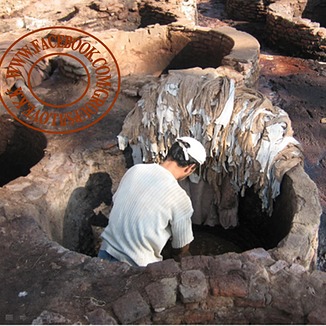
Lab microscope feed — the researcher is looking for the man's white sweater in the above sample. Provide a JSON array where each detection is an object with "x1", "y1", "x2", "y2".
[{"x1": 100, "y1": 163, "x2": 194, "y2": 266}]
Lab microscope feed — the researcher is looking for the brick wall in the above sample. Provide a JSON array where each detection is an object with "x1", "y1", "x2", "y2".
[
  {"x1": 225, "y1": 0, "x2": 273, "y2": 21},
  {"x1": 100, "y1": 23, "x2": 260, "y2": 87},
  {"x1": 266, "y1": 2, "x2": 326, "y2": 61},
  {"x1": 225, "y1": 0, "x2": 326, "y2": 61}
]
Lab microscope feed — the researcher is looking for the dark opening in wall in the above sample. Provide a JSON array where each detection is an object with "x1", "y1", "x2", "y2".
[
  {"x1": 139, "y1": 4, "x2": 177, "y2": 27},
  {"x1": 302, "y1": 1, "x2": 326, "y2": 27},
  {"x1": 208, "y1": 175, "x2": 295, "y2": 253},
  {"x1": 62, "y1": 162, "x2": 296, "y2": 260},
  {"x1": 163, "y1": 41, "x2": 223, "y2": 73},
  {"x1": 164, "y1": 175, "x2": 296, "y2": 259},
  {"x1": 0, "y1": 115, "x2": 47, "y2": 187},
  {"x1": 62, "y1": 172, "x2": 113, "y2": 257}
]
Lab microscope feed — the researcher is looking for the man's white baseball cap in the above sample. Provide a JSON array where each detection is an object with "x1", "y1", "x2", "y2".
[{"x1": 176, "y1": 137, "x2": 206, "y2": 165}]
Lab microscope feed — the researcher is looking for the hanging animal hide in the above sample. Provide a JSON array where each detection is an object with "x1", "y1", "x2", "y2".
[{"x1": 118, "y1": 70, "x2": 303, "y2": 228}]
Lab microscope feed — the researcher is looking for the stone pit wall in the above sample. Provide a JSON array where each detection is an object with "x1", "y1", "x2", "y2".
[
  {"x1": 266, "y1": 1, "x2": 326, "y2": 61},
  {"x1": 2, "y1": 216, "x2": 326, "y2": 325},
  {"x1": 225, "y1": 0, "x2": 273, "y2": 22},
  {"x1": 0, "y1": 137, "x2": 127, "y2": 243},
  {"x1": 0, "y1": 134, "x2": 321, "y2": 268},
  {"x1": 0, "y1": 131, "x2": 323, "y2": 324},
  {"x1": 224, "y1": 0, "x2": 310, "y2": 21},
  {"x1": 225, "y1": 0, "x2": 326, "y2": 61},
  {"x1": 138, "y1": 0, "x2": 197, "y2": 27},
  {"x1": 96, "y1": 23, "x2": 260, "y2": 87},
  {"x1": 0, "y1": 112, "x2": 323, "y2": 324}
]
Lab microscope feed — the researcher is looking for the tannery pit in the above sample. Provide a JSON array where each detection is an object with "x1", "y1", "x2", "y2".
[
  {"x1": 61, "y1": 159, "x2": 298, "y2": 259},
  {"x1": 0, "y1": 115, "x2": 47, "y2": 186}
]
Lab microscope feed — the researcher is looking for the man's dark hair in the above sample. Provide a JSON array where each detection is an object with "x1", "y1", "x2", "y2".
[{"x1": 165, "y1": 141, "x2": 200, "y2": 169}]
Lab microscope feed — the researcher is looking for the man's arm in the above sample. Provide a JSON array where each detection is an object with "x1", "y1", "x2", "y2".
[{"x1": 172, "y1": 243, "x2": 191, "y2": 262}]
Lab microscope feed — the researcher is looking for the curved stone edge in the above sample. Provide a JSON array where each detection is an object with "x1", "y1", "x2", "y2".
[
  {"x1": 167, "y1": 23, "x2": 261, "y2": 87},
  {"x1": 267, "y1": 2, "x2": 326, "y2": 61},
  {"x1": 226, "y1": 0, "x2": 268, "y2": 21},
  {"x1": 270, "y1": 164, "x2": 322, "y2": 269},
  {"x1": 217, "y1": 25, "x2": 261, "y2": 87},
  {"x1": 95, "y1": 22, "x2": 260, "y2": 87},
  {"x1": 1, "y1": 215, "x2": 326, "y2": 325}
]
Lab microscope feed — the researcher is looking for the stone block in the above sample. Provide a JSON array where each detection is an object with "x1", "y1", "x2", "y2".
[
  {"x1": 146, "y1": 259, "x2": 181, "y2": 277},
  {"x1": 86, "y1": 308, "x2": 117, "y2": 324},
  {"x1": 152, "y1": 305, "x2": 185, "y2": 325},
  {"x1": 308, "y1": 307, "x2": 326, "y2": 325},
  {"x1": 183, "y1": 310, "x2": 215, "y2": 324},
  {"x1": 269, "y1": 260, "x2": 288, "y2": 274},
  {"x1": 112, "y1": 291, "x2": 150, "y2": 324},
  {"x1": 145, "y1": 277, "x2": 177, "y2": 311},
  {"x1": 289, "y1": 263, "x2": 306, "y2": 274},
  {"x1": 206, "y1": 295, "x2": 234, "y2": 309},
  {"x1": 180, "y1": 255, "x2": 212, "y2": 271},
  {"x1": 209, "y1": 255, "x2": 242, "y2": 276},
  {"x1": 210, "y1": 273, "x2": 248, "y2": 297},
  {"x1": 179, "y1": 270, "x2": 208, "y2": 303},
  {"x1": 31, "y1": 310, "x2": 71, "y2": 325},
  {"x1": 269, "y1": 272, "x2": 305, "y2": 317}
]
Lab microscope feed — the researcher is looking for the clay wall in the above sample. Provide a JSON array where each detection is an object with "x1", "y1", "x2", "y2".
[
  {"x1": 0, "y1": 137, "x2": 323, "y2": 323},
  {"x1": 97, "y1": 23, "x2": 260, "y2": 87},
  {"x1": 225, "y1": 0, "x2": 326, "y2": 61},
  {"x1": 266, "y1": 2, "x2": 326, "y2": 61},
  {"x1": 225, "y1": 0, "x2": 273, "y2": 21}
]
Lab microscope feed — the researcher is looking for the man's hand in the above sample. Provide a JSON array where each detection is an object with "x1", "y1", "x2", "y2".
[{"x1": 172, "y1": 244, "x2": 191, "y2": 262}]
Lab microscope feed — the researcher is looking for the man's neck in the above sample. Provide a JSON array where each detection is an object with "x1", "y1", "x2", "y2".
[{"x1": 160, "y1": 160, "x2": 183, "y2": 180}]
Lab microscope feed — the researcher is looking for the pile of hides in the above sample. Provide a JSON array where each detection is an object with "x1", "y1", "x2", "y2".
[{"x1": 118, "y1": 70, "x2": 303, "y2": 228}]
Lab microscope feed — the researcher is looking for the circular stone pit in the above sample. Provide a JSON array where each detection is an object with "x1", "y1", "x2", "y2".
[
  {"x1": 0, "y1": 114, "x2": 47, "y2": 186},
  {"x1": 0, "y1": 84, "x2": 323, "y2": 324},
  {"x1": 0, "y1": 117, "x2": 323, "y2": 323}
]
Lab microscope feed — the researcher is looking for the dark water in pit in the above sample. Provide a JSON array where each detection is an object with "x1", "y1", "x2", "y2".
[
  {"x1": 190, "y1": 225, "x2": 242, "y2": 255},
  {"x1": 162, "y1": 224, "x2": 244, "y2": 260}
]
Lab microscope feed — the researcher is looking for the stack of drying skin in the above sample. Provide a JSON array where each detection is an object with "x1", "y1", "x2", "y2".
[{"x1": 118, "y1": 70, "x2": 303, "y2": 228}]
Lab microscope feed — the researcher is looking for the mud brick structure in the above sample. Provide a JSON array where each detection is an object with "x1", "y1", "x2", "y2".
[
  {"x1": 266, "y1": 1, "x2": 326, "y2": 61},
  {"x1": 226, "y1": 0, "x2": 272, "y2": 22},
  {"x1": 225, "y1": 0, "x2": 326, "y2": 61},
  {"x1": 98, "y1": 23, "x2": 260, "y2": 87}
]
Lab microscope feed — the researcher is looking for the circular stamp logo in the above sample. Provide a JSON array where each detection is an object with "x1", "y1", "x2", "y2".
[{"x1": 0, "y1": 26, "x2": 121, "y2": 134}]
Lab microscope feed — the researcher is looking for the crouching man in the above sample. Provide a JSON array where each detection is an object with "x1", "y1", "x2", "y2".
[{"x1": 98, "y1": 137, "x2": 206, "y2": 266}]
